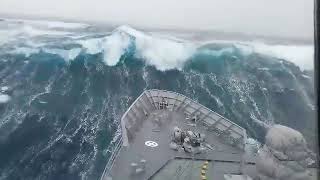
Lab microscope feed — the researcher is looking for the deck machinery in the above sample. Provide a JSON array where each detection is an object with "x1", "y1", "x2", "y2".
[{"x1": 100, "y1": 89, "x2": 317, "y2": 180}]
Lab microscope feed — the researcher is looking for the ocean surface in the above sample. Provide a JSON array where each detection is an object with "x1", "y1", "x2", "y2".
[{"x1": 0, "y1": 18, "x2": 316, "y2": 180}]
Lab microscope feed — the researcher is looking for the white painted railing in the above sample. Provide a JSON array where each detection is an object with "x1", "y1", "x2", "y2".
[{"x1": 120, "y1": 89, "x2": 247, "y2": 149}]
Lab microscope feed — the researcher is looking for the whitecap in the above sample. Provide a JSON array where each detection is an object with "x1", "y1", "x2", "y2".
[
  {"x1": 98, "y1": 26, "x2": 313, "y2": 71},
  {"x1": 39, "y1": 101, "x2": 48, "y2": 104},
  {"x1": 0, "y1": 93, "x2": 11, "y2": 104},
  {"x1": 43, "y1": 48, "x2": 82, "y2": 61},
  {"x1": 250, "y1": 42, "x2": 314, "y2": 70},
  {"x1": 103, "y1": 30, "x2": 132, "y2": 66},
  {"x1": 22, "y1": 19, "x2": 89, "y2": 29},
  {"x1": 0, "y1": 86, "x2": 9, "y2": 92},
  {"x1": 198, "y1": 47, "x2": 234, "y2": 57},
  {"x1": 77, "y1": 38, "x2": 105, "y2": 54},
  {"x1": 3, "y1": 22, "x2": 313, "y2": 71},
  {"x1": 76, "y1": 25, "x2": 196, "y2": 70},
  {"x1": 200, "y1": 39, "x2": 313, "y2": 70},
  {"x1": 11, "y1": 47, "x2": 40, "y2": 57},
  {"x1": 22, "y1": 25, "x2": 72, "y2": 37},
  {"x1": 257, "y1": 68, "x2": 269, "y2": 71}
]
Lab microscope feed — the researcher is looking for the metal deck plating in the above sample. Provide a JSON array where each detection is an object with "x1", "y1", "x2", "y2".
[{"x1": 101, "y1": 90, "x2": 257, "y2": 180}]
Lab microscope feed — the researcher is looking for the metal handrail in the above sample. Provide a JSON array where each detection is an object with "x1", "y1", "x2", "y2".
[
  {"x1": 147, "y1": 89, "x2": 246, "y2": 138},
  {"x1": 100, "y1": 137, "x2": 123, "y2": 180},
  {"x1": 120, "y1": 91, "x2": 149, "y2": 147},
  {"x1": 148, "y1": 89, "x2": 244, "y2": 130}
]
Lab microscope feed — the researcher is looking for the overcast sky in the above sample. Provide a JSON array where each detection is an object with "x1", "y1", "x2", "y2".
[{"x1": 0, "y1": 0, "x2": 314, "y2": 39}]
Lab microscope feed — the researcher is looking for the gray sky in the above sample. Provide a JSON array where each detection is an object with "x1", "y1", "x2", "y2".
[{"x1": 0, "y1": 0, "x2": 314, "y2": 39}]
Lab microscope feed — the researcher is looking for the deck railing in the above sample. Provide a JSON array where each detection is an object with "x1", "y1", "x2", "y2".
[
  {"x1": 100, "y1": 137, "x2": 123, "y2": 180},
  {"x1": 100, "y1": 89, "x2": 247, "y2": 180},
  {"x1": 121, "y1": 89, "x2": 247, "y2": 149}
]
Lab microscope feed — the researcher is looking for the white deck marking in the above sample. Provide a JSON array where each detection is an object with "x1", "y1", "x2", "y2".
[{"x1": 145, "y1": 141, "x2": 158, "y2": 147}]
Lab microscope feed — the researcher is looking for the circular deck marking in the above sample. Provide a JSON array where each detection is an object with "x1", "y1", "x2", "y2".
[{"x1": 145, "y1": 141, "x2": 158, "y2": 147}]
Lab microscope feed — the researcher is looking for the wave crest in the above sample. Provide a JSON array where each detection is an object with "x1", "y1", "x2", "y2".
[
  {"x1": 1, "y1": 21, "x2": 313, "y2": 70},
  {"x1": 77, "y1": 25, "x2": 196, "y2": 70}
]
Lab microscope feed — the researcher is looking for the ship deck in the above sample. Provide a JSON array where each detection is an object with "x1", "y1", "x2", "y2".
[
  {"x1": 101, "y1": 90, "x2": 257, "y2": 180},
  {"x1": 104, "y1": 110, "x2": 256, "y2": 180}
]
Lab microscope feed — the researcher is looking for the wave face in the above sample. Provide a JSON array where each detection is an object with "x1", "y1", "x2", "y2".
[{"x1": 0, "y1": 19, "x2": 315, "y2": 180}]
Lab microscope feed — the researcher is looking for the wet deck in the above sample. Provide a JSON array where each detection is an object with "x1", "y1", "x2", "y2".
[
  {"x1": 101, "y1": 90, "x2": 256, "y2": 180},
  {"x1": 104, "y1": 110, "x2": 256, "y2": 180}
]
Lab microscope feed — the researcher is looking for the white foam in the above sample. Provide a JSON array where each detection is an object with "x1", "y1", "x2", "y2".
[
  {"x1": 5, "y1": 18, "x2": 89, "y2": 29},
  {"x1": 43, "y1": 48, "x2": 82, "y2": 61},
  {"x1": 10, "y1": 46, "x2": 81, "y2": 61},
  {"x1": 0, "y1": 20, "x2": 73, "y2": 45},
  {"x1": 24, "y1": 19, "x2": 89, "y2": 29},
  {"x1": 76, "y1": 25, "x2": 196, "y2": 70},
  {"x1": 1, "y1": 21, "x2": 314, "y2": 71},
  {"x1": 77, "y1": 38, "x2": 105, "y2": 54},
  {"x1": 12, "y1": 47, "x2": 40, "y2": 57},
  {"x1": 0, "y1": 28, "x2": 21, "y2": 45},
  {"x1": 39, "y1": 101, "x2": 48, "y2": 104},
  {"x1": 257, "y1": 67, "x2": 269, "y2": 71},
  {"x1": 121, "y1": 25, "x2": 196, "y2": 70},
  {"x1": 77, "y1": 31, "x2": 132, "y2": 66},
  {"x1": 0, "y1": 93, "x2": 11, "y2": 104},
  {"x1": 250, "y1": 42, "x2": 314, "y2": 70},
  {"x1": 0, "y1": 86, "x2": 9, "y2": 92},
  {"x1": 149, "y1": 31, "x2": 189, "y2": 43},
  {"x1": 134, "y1": 33, "x2": 195, "y2": 71},
  {"x1": 103, "y1": 30, "x2": 131, "y2": 66},
  {"x1": 86, "y1": 25, "x2": 196, "y2": 70},
  {"x1": 201, "y1": 40, "x2": 314, "y2": 70},
  {"x1": 99, "y1": 26, "x2": 313, "y2": 71},
  {"x1": 22, "y1": 25, "x2": 71, "y2": 36},
  {"x1": 199, "y1": 47, "x2": 234, "y2": 56}
]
